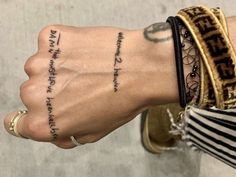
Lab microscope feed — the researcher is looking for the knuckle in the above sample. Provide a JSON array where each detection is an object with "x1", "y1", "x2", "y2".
[
  {"x1": 3, "y1": 113, "x2": 11, "y2": 130},
  {"x1": 25, "y1": 118, "x2": 50, "y2": 141},
  {"x1": 20, "y1": 81, "x2": 43, "y2": 106},
  {"x1": 20, "y1": 81, "x2": 37, "y2": 97},
  {"x1": 24, "y1": 55, "x2": 41, "y2": 75},
  {"x1": 38, "y1": 25, "x2": 52, "y2": 39},
  {"x1": 38, "y1": 24, "x2": 62, "y2": 42}
]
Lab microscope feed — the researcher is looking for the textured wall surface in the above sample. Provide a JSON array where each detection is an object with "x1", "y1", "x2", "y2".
[{"x1": 0, "y1": 0, "x2": 235, "y2": 177}]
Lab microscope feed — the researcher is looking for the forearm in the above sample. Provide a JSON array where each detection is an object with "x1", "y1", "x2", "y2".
[{"x1": 4, "y1": 14, "x2": 236, "y2": 148}]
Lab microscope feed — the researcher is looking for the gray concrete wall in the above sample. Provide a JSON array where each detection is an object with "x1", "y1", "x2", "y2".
[{"x1": 0, "y1": 0, "x2": 235, "y2": 177}]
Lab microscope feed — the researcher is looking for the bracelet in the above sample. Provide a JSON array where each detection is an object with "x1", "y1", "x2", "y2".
[
  {"x1": 166, "y1": 16, "x2": 187, "y2": 107},
  {"x1": 175, "y1": 5, "x2": 236, "y2": 169},
  {"x1": 178, "y1": 19, "x2": 201, "y2": 104}
]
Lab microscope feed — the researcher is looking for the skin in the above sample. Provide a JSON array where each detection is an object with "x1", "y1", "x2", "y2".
[{"x1": 3, "y1": 17, "x2": 236, "y2": 149}]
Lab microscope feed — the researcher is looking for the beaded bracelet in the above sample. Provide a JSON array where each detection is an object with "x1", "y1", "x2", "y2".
[{"x1": 178, "y1": 19, "x2": 201, "y2": 104}]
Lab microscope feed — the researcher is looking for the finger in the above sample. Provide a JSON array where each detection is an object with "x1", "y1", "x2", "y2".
[
  {"x1": 3, "y1": 111, "x2": 29, "y2": 139},
  {"x1": 52, "y1": 125, "x2": 118, "y2": 149},
  {"x1": 52, "y1": 134, "x2": 85, "y2": 149},
  {"x1": 56, "y1": 116, "x2": 133, "y2": 149},
  {"x1": 37, "y1": 25, "x2": 63, "y2": 51},
  {"x1": 52, "y1": 132, "x2": 101, "y2": 149},
  {"x1": 24, "y1": 54, "x2": 47, "y2": 77},
  {"x1": 4, "y1": 110, "x2": 55, "y2": 142},
  {"x1": 20, "y1": 79, "x2": 46, "y2": 110}
]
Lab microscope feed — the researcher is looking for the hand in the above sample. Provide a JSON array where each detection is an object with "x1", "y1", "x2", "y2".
[{"x1": 3, "y1": 24, "x2": 167, "y2": 148}]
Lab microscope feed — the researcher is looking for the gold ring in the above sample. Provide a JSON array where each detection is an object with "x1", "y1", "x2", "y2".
[{"x1": 9, "y1": 110, "x2": 28, "y2": 138}]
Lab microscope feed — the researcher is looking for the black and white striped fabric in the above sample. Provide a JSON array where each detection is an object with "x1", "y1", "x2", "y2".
[{"x1": 184, "y1": 106, "x2": 236, "y2": 169}]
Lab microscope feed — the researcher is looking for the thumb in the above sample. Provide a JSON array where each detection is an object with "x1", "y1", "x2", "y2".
[{"x1": 3, "y1": 111, "x2": 29, "y2": 139}]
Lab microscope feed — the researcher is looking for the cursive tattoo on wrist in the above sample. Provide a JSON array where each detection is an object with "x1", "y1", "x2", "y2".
[
  {"x1": 143, "y1": 22, "x2": 172, "y2": 43},
  {"x1": 113, "y1": 32, "x2": 124, "y2": 92},
  {"x1": 46, "y1": 29, "x2": 61, "y2": 141}
]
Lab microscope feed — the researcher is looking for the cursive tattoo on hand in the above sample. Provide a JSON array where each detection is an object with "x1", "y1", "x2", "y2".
[
  {"x1": 46, "y1": 29, "x2": 61, "y2": 141},
  {"x1": 143, "y1": 22, "x2": 172, "y2": 43}
]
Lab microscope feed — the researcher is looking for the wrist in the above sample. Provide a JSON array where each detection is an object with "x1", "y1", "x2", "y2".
[
  {"x1": 124, "y1": 25, "x2": 179, "y2": 107},
  {"x1": 109, "y1": 25, "x2": 179, "y2": 108},
  {"x1": 134, "y1": 23, "x2": 179, "y2": 106}
]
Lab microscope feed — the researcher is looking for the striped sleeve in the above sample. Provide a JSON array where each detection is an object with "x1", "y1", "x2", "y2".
[{"x1": 185, "y1": 106, "x2": 236, "y2": 169}]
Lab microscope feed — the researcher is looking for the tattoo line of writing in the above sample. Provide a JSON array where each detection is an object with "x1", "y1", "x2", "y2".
[
  {"x1": 143, "y1": 22, "x2": 172, "y2": 43},
  {"x1": 113, "y1": 32, "x2": 124, "y2": 92},
  {"x1": 47, "y1": 30, "x2": 61, "y2": 93},
  {"x1": 46, "y1": 29, "x2": 61, "y2": 140},
  {"x1": 46, "y1": 97, "x2": 59, "y2": 140}
]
